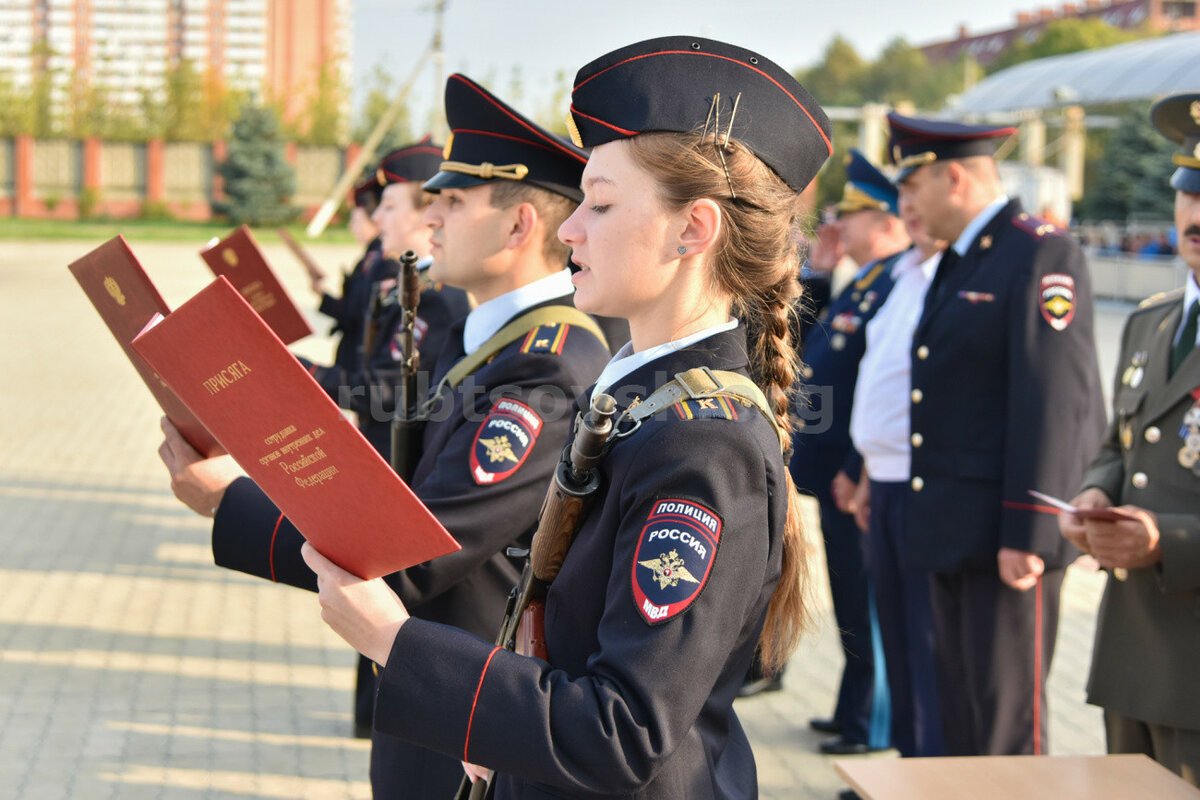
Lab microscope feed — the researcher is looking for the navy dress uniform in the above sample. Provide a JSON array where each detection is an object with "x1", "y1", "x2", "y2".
[
  {"x1": 1076, "y1": 94, "x2": 1200, "y2": 784},
  {"x1": 790, "y1": 149, "x2": 899, "y2": 754},
  {"x1": 211, "y1": 76, "x2": 613, "y2": 799},
  {"x1": 364, "y1": 36, "x2": 834, "y2": 799},
  {"x1": 891, "y1": 113, "x2": 1106, "y2": 756}
]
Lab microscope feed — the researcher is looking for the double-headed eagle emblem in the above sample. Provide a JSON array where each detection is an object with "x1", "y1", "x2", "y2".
[
  {"x1": 638, "y1": 549, "x2": 700, "y2": 590},
  {"x1": 478, "y1": 434, "x2": 519, "y2": 464}
]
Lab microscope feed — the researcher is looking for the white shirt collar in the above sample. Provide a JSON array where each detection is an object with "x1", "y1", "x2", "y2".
[
  {"x1": 592, "y1": 318, "x2": 740, "y2": 398},
  {"x1": 952, "y1": 195, "x2": 1009, "y2": 256},
  {"x1": 462, "y1": 269, "x2": 575, "y2": 355},
  {"x1": 1182, "y1": 270, "x2": 1200, "y2": 346}
]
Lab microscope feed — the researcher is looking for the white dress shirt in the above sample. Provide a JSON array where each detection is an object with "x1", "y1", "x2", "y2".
[
  {"x1": 592, "y1": 319, "x2": 739, "y2": 399},
  {"x1": 1178, "y1": 270, "x2": 1200, "y2": 348},
  {"x1": 849, "y1": 248, "x2": 941, "y2": 482},
  {"x1": 462, "y1": 269, "x2": 576, "y2": 355}
]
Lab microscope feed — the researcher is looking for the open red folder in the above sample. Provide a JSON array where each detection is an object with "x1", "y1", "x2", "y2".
[
  {"x1": 132, "y1": 276, "x2": 459, "y2": 579},
  {"x1": 68, "y1": 236, "x2": 220, "y2": 456},
  {"x1": 200, "y1": 226, "x2": 313, "y2": 344},
  {"x1": 1027, "y1": 490, "x2": 1136, "y2": 523}
]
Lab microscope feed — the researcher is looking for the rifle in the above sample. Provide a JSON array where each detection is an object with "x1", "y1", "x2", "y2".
[
  {"x1": 390, "y1": 250, "x2": 425, "y2": 480},
  {"x1": 455, "y1": 392, "x2": 617, "y2": 800},
  {"x1": 276, "y1": 227, "x2": 326, "y2": 285}
]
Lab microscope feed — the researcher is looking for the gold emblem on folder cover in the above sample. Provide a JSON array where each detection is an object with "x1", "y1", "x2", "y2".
[
  {"x1": 222, "y1": 248, "x2": 239, "y2": 267},
  {"x1": 103, "y1": 276, "x2": 126, "y2": 306}
]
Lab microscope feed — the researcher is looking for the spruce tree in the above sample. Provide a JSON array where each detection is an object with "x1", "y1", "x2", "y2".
[{"x1": 215, "y1": 102, "x2": 296, "y2": 226}]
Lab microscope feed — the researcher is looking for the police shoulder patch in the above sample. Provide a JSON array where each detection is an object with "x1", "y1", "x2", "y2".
[
  {"x1": 632, "y1": 498, "x2": 722, "y2": 625},
  {"x1": 672, "y1": 395, "x2": 742, "y2": 422},
  {"x1": 470, "y1": 398, "x2": 543, "y2": 485},
  {"x1": 519, "y1": 323, "x2": 572, "y2": 355},
  {"x1": 1039, "y1": 272, "x2": 1076, "y2": 331}
]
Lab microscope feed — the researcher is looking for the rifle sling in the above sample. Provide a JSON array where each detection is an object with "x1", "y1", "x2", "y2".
[{"x1": 424, "y1": 305, "x2": 608, "y2": 411}]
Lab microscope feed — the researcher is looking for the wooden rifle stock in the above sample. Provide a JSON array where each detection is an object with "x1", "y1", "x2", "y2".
[
  {"x1": 390, "y1": 251, "x2": 425, "y2": 481},
  {"x1": 453, "y1": 393, "x2": 617, "y2": 800},
  {"x1": 275, "y1": 227, "x2": 325, "y2": 283}
]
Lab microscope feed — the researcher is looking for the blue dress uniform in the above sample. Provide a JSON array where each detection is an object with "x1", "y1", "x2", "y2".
[
  {"x1": 211, "y1": 76, "x2": 614, "y2": 799},
  {"x1": 363, "y1": 36, "x2": 833, "y2": 799},
  {"x1": 891, "y1": 113, "x2": 1106, "y2": 756},
  {"x1": 1076, "y1": 94, "x2": 1200, "y2": 784},
  {"x1": 790, "y1": 150, "x2": 899, "y2": 754}
]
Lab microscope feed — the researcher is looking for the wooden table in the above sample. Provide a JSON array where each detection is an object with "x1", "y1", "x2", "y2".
[{"x1": 835, "y1": 754, "x2": 1200, "y2": 799}]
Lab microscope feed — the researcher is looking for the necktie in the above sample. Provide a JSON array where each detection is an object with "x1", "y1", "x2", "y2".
[
  {"x1": 930, "y1": 247, "x2": 959, "y2": 301},
  {"x1": 1171, "y1": 299, "x2": 1200, "y2": 377}
]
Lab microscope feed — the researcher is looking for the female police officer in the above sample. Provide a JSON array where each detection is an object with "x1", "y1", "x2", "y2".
[{"x1": 302, "y1": 36, "x2": 832, "y2": 798}]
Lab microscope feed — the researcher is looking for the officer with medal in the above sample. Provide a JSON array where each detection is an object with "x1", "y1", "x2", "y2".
[
  {"x1": 157, "y1": 75, "x2": 613, "y2": 798},
  {"x1": 789, "y1": 150, "x2": 907, "y2": 756},
  {"x1": 1059, "y1": 93, "x2": 1200, "y2": 785},
  {"x1": 891, "y1": 113, "x2": 1105, "y2": 756}
]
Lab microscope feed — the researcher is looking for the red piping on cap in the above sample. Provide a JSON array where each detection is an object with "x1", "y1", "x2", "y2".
[
  {"x1": 450, "y1": 74, "x2": 586, "y2": 163},
  {"x1": 569, "y1": 106, "x2": 638, "y2": 137},
  {"x1": 573, "y1": 49, "x2": 831, "y2": 154}
]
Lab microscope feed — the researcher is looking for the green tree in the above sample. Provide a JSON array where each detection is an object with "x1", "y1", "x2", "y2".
[
  {"x1": 534, "y1": 69, "x2": 571, "y2": 137},
  {"x1": 294, "y1": 55, "x2": 346, "y2": 145},
  {"x1": 351, "y1": 65, "x2": 415, "y2": 154},
  {"x1": 991, "y1": 18, "x2": 1148, "y2": 73},
  {"x1": 214, "y1": 101, "x2": 296, "y2": 226},
  {"x1": 794, "y1": 36, "x2": 868, "y2": 106},
  {"x1": 153, "y1": 59, "x2": 208, "y2": 141},
  {"x1": 1078, "y1": 103, "x2": 1176, "y2": 221}
]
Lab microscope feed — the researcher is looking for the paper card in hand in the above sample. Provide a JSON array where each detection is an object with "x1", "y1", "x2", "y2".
[
  {"x1": 200, "y1": 226, "x2": 313, "y2": 344},
  {"x1": 132, "y1": 276, "x2": 459, "y2": 579},
  {"x1": 68, "y1": 235, "x2": 220, "y2": 456}
]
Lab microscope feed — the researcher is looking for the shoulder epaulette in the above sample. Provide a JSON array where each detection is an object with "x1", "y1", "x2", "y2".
[
  {"x1": 671, "y1": 395, "x2": 747, "y2": 423},
  {"x1": 1137, "y1": 286, "x2": 1185, "y2": 310},
  {"x1": 1012, "y1": 212, "x2": 1062, "y2": 239},
  {"x1": 519, "y1": 322, "x2": 573, "y2": 355}
]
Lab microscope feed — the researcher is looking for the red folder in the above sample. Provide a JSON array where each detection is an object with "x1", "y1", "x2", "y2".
[
  {"x1": 131, "y1": 276, "x2": 459, "y2": 579},
  {"x1": 68, "y1": 236, "x2": 220, "y2": 456},
  {"x1": 199, "y1": 226, "x2": 313, "y2": 344}
]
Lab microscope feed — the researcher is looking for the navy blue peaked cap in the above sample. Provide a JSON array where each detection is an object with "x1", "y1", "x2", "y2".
[
  {"x1": 887, "y1": 113, "x2": 1016, "y2": 182},
  {"x1": 353, "y1": 174, "x2": 382, "y2": 210},
  {"x1": 424, "y1": 74, "x2": 588, "y2": 202},
  {"x1": 567, "y1": 36, "x2": 833, "y2": 192},
  {"x1": 836, "y1": 149, "x2": 898, "y2": 216},
  {"x1": 1151, "y1": 93, "x2": 1200, "y2": 193},
  {"x1": 376, "y1": 136, "x2": 444, "y2": 187}
]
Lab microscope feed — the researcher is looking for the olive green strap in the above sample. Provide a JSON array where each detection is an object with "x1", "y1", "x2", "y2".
[
  {"x1": 425, "y1": 306, "x2": 608, "y2": 409},
  {"x1": 623, "y1": 367, "x2": 787, "y2": 451}
]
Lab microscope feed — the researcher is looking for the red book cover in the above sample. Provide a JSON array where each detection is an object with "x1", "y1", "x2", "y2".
[
  {"x1": 68, "y1": 236, "x2": 220, "y2": 456},
  {"x1": 199, "y1": 226, "x2": 313, "y2": 344},
  {"x1": 131, "y1": 276, "x2": 459, "y2": 579}
]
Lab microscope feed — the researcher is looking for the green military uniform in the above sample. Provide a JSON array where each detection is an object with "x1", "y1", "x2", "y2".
[{"x1": 1078, "y1": 92, "x2": 1200, "y2": 786}]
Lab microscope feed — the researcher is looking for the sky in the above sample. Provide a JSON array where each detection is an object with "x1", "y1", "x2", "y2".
[{"x1": 349, "y1": 0, "x2": 1046, "y2": 121}]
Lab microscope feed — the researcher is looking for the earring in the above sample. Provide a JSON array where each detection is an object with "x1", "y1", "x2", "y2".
[{"x1": 677, "y1": 246, "x2": 687, "y2": 255}]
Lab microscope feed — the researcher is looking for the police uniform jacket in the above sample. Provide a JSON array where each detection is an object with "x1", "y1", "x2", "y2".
[
  {"x1": 307, "y1": 273, "x2": 472, "y2": 457},
  {"x1": 1080, "y1": 287, "x2": 1200, "y2": 730},
  {"x1": 211, "y1": 293, "x2": 611, "y2": 798},
  {"x1": 791, "y1": 253, "x2": 900, "y2": 494},
  {"x1": 371, "y1": 326, "x2": 789, "y2": 799},
  {"x1": 317, "y1": 236, "x2": 383, "y2": 372},
  {"x1": 907, "y1": 199, "x2": 1105, "y2": 572}
]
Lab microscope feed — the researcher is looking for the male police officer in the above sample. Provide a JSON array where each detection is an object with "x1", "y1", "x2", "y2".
[
  {"x1": 157, "y1": 74, "x2": 612, "y2": 798},
  {"x1": 791, "y1": 150, "x2": 907, "y2": 756},
  {"x1": 891, "y1": 112, "x2": 1105, "y2": 756},
  {"x1": 1059, "y1": 93, "x2": 1200, "y2": 785}
]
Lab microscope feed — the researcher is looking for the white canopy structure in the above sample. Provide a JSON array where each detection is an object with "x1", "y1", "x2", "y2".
[{"x1": 954, "y1": 31, "x2": 1200, "y2": 115}]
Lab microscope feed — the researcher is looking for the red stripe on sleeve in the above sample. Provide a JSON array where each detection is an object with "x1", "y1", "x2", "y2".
[
  {"x1": 267, "y1": 512, "x2": 285, "y2": 582},
  {"x1": 464, "y1": 645, "x2": 502, "y2": 762}
]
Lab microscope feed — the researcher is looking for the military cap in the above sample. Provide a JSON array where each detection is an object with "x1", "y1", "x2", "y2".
[
  {"x1": 887, "y1": 113, "x2": 1016, "y2": 183},
  {"x1": 352, "y1": 173, "x2": 382, "y2": 212},
  {"x1": 1150, "y1": 92, "x2": 1200, "y2": 193},
  {"x1": 835, "y1": 149, "x2": 898, "y2": 216},
  {"x1": 425, "y1": 74, "x2": 587, "y2": 202},
  {"x1": 566, "y1": 36, "x2": 832, "y2": 192},
  {"x1": 375, "y1": 137, "x2": 444, "y2": 188}
]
